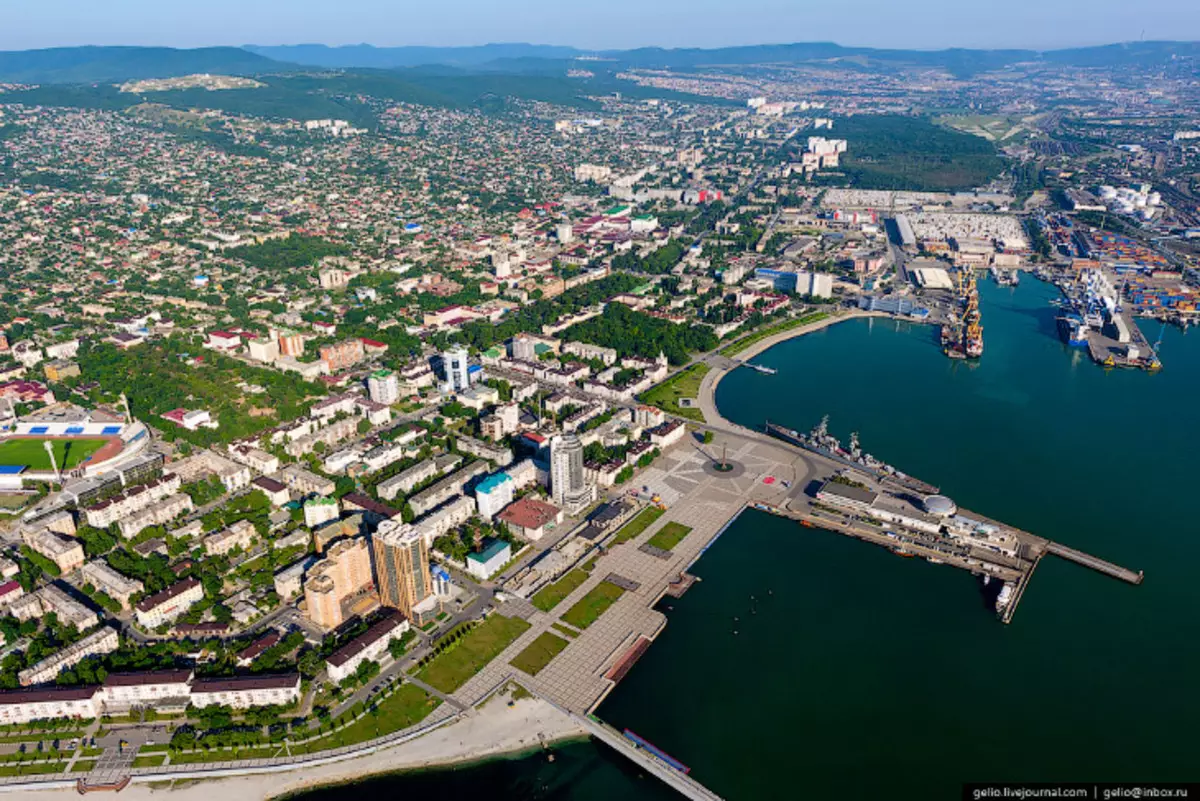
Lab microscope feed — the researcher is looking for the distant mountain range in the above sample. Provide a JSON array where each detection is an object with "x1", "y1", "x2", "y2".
[
  {"x1": 0, "y1": 40, "x2": 1196, "y2": 86},
  {"x1": 245, "y1": 40, "x2": 1200, "y2": 76}
]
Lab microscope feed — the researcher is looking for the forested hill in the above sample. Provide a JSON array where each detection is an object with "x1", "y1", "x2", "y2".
[{"x1": 0, "y1": 46, "x2": 282, "y2": 84}]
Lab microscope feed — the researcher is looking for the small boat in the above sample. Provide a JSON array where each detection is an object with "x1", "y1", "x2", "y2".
[
  {"x1": 892, "y1": 548, "x2": 915, "y2": 558},
  {"x1": 746, "y1": 363, "x2": 777, "y2": 375},
  {"x1": 926, "y1": 557, "x2": 945, "y2": 565}
]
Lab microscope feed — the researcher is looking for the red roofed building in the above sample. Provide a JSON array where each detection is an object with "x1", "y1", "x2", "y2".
[
  {"x1": 206, "y1": 331, "x2": 241, "y2": 351},
  {"x1": 360, "y1": 338, "x2": 389, "y2": 355},
  {"x1": 497, "y1": 496, "x2": 563, "y2": 541}
]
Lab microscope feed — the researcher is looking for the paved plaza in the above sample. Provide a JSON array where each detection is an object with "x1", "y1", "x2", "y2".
[{"x1": 452, "y1": 433, "x2": 815, "y2": 714}]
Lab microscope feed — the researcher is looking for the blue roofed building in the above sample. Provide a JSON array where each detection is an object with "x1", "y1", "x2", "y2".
[{"x1": 474, "y1": 472, "x2": 514, "y2": 521}]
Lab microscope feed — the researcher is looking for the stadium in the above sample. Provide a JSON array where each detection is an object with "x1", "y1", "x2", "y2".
[{"x1": 0, "y1": 403, "x2": 152, "y2": 489}]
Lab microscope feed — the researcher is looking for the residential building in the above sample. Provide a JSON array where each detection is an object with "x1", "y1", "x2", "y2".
[
  {"x1": 455, "y1": 434, "x2": 513, "y2": 466},
  {"x1": 550, "y1": 433, "x2": 596, "y2": 515},
  {"x1": 414, "y1": 495, "x2": 475, "y2": 548},
  {"x1": 377, "y1": 454, "x2": 462, "y2": 501},
  {"x1": 35, "y1": 584, "x2": 99, "y2": 630},
  {"x1": 276, "y1": 465, "x2": 336, "y2": 496},
  {"x1": 251, "y1": 476, "x2": 290, "y2": 506},
  {"x1": 0, "y1": 686, "x2": 98, "y2": 724},
  {"x1": 189, "y1": 674, "x2": 301, "y2": 709},
  {"x1": 320, "y1": 339, "x2": 365, "y2": 372},
  {"x1": 302, "y1": 537, "x2": 373, "y2": 630},
  {"x1": 117, "y1": 493, "x2": 193, "y2": 540},
  {"x1": 408, "y1": 461, "x2": 488, "y2": 516},
  {"x1": 203, "y1": 520, "x2": 256, "y2": 556},
  {"x1": 474, "y1": 472, "x2": 514, "y2": 521},
  {"x1": 25, "y1": 530, "x2": 85, "y2": 573},
  {"x1": 440, "y1": 347, "x2": 471, "y2": 394},
  {"x1": 98, "y1": 670, "x2": 193, "y2": 713},
  {"x1": 81, "y1": 561, "x2": 143, "y2": 610},
  {"x1": 19, "y1": 626, "x2": 119, "y2": 687},
  {"x1": 135, "y1": 578, "x2": 204, "y2": 629},
  {"x1": 372, "y1": 520, "x2": 431, "y2": 620},
  {"x1": 325, "y1": 609, "x2": 409, "y2": 683},
  {"x1": 367, "y1": 369, "x2": 401, "y2": 405}
]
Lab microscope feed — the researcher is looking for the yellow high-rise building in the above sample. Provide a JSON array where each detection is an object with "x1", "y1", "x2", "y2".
[{"x1": 371, "y1": 521, "x2": 430, "y2": 620}]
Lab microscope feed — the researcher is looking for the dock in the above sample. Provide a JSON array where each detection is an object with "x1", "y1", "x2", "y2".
[{"x1": 1045, "y1": 541, "x2": 1144, "y2": 584}]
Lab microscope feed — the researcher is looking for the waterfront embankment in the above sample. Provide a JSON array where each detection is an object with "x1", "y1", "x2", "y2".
[{"x1": 26, "y1": 695, "x2": 586, "y2": 801}]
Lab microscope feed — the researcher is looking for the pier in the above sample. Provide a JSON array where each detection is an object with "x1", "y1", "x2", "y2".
[
  {"x1": 1045, "y1": 541, "x2": 1144, "y2": 584},
  {"x1": 580, "y1": 716, "x2": 725, "y2": 801}
]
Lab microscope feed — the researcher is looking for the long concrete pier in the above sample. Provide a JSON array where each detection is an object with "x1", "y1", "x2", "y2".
[
  {"x1": 1045, "y1": 541, "x2": 1145, "y2": 584},
  {"x1": 580, "y1": 716, "x2": 725, "y2": 801}
]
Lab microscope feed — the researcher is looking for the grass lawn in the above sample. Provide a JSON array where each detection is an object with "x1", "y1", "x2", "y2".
[
  {"x1": 560, "y1": 581, "x2": 626, "y2": 630},
  {"x1": 647, "y1": 522, "x2": 693, "y2": 552},
  {"x1": 69, "y1": 759, "x2": 96, "y2": 773},
  {"x1": 509, "y1": 632, "x2": 570, "y2": 676},
  {"x1": 720, "y1": 312, "x2": 830, "y2": 357},
  {"x1": 611, "y1": 506, "x2": 664, "y2": 545},
  {"x1": 0, "y1": 761, "x2": 67, "y2": 777},
  {"x1": 290, "y1": 683, "x2": 439, "y2": 754},
  {"x1": 167, "y1": 747, "x2": 280, "y2": 765},
  {"x1": 551, "y1": 622, "x2": 578, "y2": 639},
  {"x1": 0, "y1": 438, "x2": 109, "y2": 470},
  {"x1": 414, "y1": 614, "x2": 531, "y2": 694},
  {"x1": 640, "y1": 363, "x2": 709, "y2": 422},
  {"x1": 530, "y1": 569, "x2": 589, "y2": 612},
  {"x1": 132, "y1": 754, "x2": 167, "y2": 768}
]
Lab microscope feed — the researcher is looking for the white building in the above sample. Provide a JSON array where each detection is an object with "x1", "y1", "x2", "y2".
[
  {"x1": 325, "y1": 610, "x2": 410, "y2": 684},
  {"x1": 474, "y1": 472, "x2": 514, "y2": 521},
  {"x1": 134, "y1": 578, "x2": 204, "y2": 629},
  {"x1": 189, "y1": 674, "x2": 301, "y2": 709},
  {"x1": 0, "y1": 686, "x2": 99, "y2": 725},
  {"x1": 465, "y1": 538, "x2": 512, "y2": 580},
  {"x1": 18, "y1": 626, "x2": 120, "y2": 687},
  {"x1": 367, "y1": 369, "x2": 401, "y2": 405},
  {"x1": 98, "y1": 669, "x2": 194, "y2": 713},
  {"x1": 441, "y1": 347, "x2": 471, "y2": 393}
]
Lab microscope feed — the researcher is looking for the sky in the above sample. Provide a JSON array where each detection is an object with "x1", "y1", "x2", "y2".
[{"x1": 3, "y1": 0, "x2": 1198, "y2": 52}]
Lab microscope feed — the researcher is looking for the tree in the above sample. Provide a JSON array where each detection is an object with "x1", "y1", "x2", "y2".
[{"x1": 702, "y1": 431, "x2": 714, "y2": 444}]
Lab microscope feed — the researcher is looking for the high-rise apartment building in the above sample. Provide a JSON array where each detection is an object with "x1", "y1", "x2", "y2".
[
  {"x1": 371, "y1": 520, "x2": 431, "y2": 620},
  {"x1": 441, "y1": 348, "x2": 471, "y2": 393},
  {"x1": 302, "y1": 537, "x2": 373, "y2": 630},
  {"x1": 367, "y1": 369, "x2": 401, "y2": 405},
  {"x1": 550, "y1": 433, "x2": 596, "y2": 515}
]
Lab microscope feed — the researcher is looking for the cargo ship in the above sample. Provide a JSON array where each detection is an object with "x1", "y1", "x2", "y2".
[
  {"x1": 1056, "y1": 312, "x2": 1089, "y2": 347},
  {"x1": 764, "y1": 416, "x2": 940, "y2": 495}
]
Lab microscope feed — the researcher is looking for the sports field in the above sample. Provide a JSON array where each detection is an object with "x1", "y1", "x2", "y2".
[{"x1": 0, "y1": 438, "x2": 109, "y2": 470}]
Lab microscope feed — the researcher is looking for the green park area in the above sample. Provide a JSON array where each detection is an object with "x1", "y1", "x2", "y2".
[
  {"x1": 720, "y1": 311, "x2": 830, "y2": 357},
  {"x1": 531, "y1": 568, "x2": 590, "y2": 612},
  {"x1": 647, "y1": 522, "x2": 693, "y2": 552},
  {"x1": 640, "y1": 362, "x2": 709, "y2": 422},
  {"x1": 611, "y1": 506, "x2": 664, "y2": 545},
  {"x1": 288, "y1": 684, "x2": 441, "y2": 755},
  {"x1": 509, "y1": 632, "x2": 570, "y2": 676},
  {"x1": 414, "y1": 614, "x2": 531, "y2": 694},
  {"x1": 560, "y1": 581, "x2": 626, "y2": 630},
  {"x1": 0, "y1": 438, "x2": 108, "y2": 471}
]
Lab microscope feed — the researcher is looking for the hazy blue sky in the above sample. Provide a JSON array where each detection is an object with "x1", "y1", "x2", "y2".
[{"x1": 4, "y1": 0, "x2": 1197, "y2": 51}]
